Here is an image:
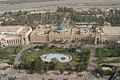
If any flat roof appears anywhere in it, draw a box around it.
[4,35,21,40]
[51,28,72,35]
[102,27,120,35]
[0,26,23,33]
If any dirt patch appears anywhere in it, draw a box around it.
[109,63,120,67]
[2,0,62,4]
[0,0,9,1]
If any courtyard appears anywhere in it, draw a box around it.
[21,44,90,73]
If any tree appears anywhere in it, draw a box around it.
[8,58,15,65]
[69,44,73,48]
[57,7,74,13]
[44,64,49,73]
[33,57,45,72]
[72,40,75,43]
[106,11,120,26]
[49,58,62,70]
[48,79,53,80]
[60,68,64,75]
[76,64,81,72]
[74,44,78,48]
[68,48,76,52]
[42,43,49,48]
[50,45,57,49]
[8,77,17,80]
[22,56,32,69]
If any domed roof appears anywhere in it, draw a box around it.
[58,26,66,30]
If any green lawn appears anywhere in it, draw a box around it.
[96,48,120,76]
[102,59,120,63]
[22,46,90,72]
[23,48,78,68]
[98,48,120,58]
[0,46,22,62]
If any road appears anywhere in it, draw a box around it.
[14,44,36,65]
[16,74,85,80]
[87,45,97,70]
[84,45,98,80]
[1,44,36,79]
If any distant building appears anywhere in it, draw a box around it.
[74,22,97,28]
[95,26,120,45]
[37,24,55,28]
[0,26,32,47]
[29,10,47,14]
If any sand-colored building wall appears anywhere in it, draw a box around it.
[0,35,22,47]
[0,26,32,47]
[71,28,81,34]
[19,26,32,44]
[30,34,49,43]
[49,34,71,42]
[95,26,120,45]
[30,27,91,43]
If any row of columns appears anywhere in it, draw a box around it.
[7,39,22,45]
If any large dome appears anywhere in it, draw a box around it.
[58,26,66,30]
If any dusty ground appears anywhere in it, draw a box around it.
[0,0,62,4]
[0,0,8,1]
[0,1,120,14]
[0,2,120,12]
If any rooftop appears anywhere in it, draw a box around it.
[31,28,51,36]
[58,26,66,30]
[0,26,24,34]
[75,22,97,25]
[51,28,72,35]
[3,35,21,40]
[101,26,120,35]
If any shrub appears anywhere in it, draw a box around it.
[61,57,65,60]
[48,78,53,80]
[95,67,112,76]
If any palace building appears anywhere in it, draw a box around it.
[0,24,119,47]
[0,26,32,47]
[30,26,92,43]
[95,25,120,45]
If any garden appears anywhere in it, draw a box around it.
[95,48,120,77]
[0,46,22,65]
[98,48,120,58]
[21,43,91,74]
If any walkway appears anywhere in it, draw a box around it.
[84,45,98,80]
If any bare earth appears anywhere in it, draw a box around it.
[0,0,8,1]
[0,0,62,4]
[0,2,120,13]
